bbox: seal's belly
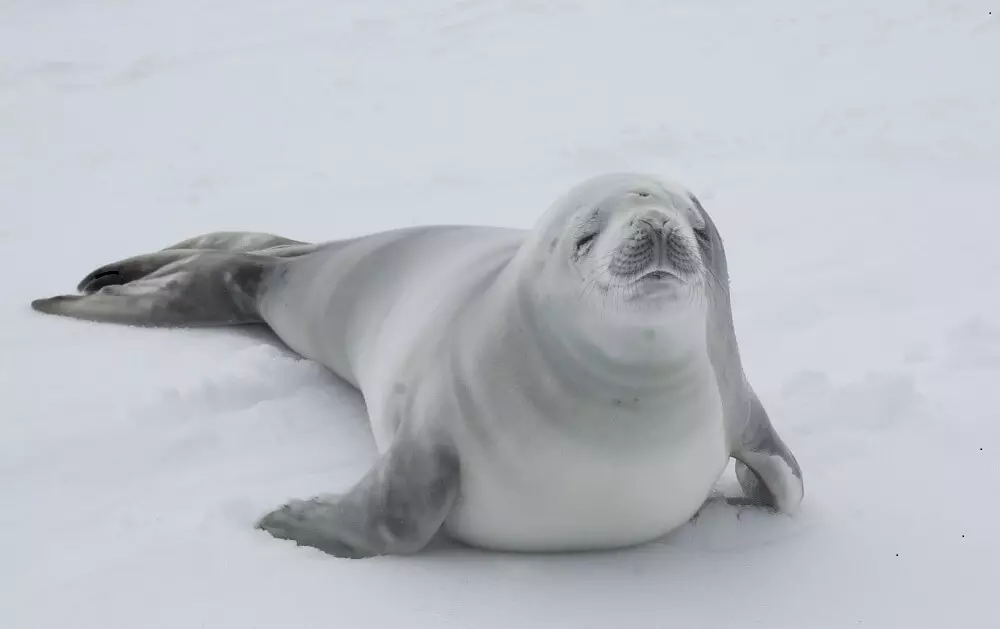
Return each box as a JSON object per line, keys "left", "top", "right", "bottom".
{"left": 443, "top": 410, "right": 729, "bottom": 552}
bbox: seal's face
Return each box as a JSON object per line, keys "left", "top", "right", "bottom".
{"left": 572, "top": 189, "right": 706, "bottom": 302}
{"left": 536, "top": 175, "right": 712, "bottom": 319}
{"left": 522, "top": 174, "right": 721, "bottom": 373}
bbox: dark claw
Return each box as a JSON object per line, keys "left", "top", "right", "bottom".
{"left": 723, "top": 496, "right": 777, "bottom": 520}
{"left": 78, "top": 270, "right": 124, "bottom": 294}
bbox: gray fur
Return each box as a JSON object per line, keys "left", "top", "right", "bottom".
{"left": 687, "top": 193, "right": 803, "bottom": 512}
{"left": 31, "top": 175, "right": 804, "bottom": 558}
{"left": 75, "top": 232, "right": 319, "bottom": 295}
{"left": 35, "top": 251, "right": 272, "bottom": 326}
{"left": 258, "top": 431, "right": 460, "bottom": 558}
{"left": 731, "top": 391, "right": 803, "bottom": 511}
{"left": 32, "top": 226, "right": 516, "bottom": 557}
{"left": 164, "top": 231, "right": 306, "bottom": 252}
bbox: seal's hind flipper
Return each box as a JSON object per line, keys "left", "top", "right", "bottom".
{"left": 33, "top": 251, "right": 273, "bottom": 327}
{"left": 162, "top": 231, "right": 307, "bottom": 253}
{"left": 76, "top": 242, "right": 318, "bottom": 295}
{"left": 76, "top": 249, "right": 206, "bottom": 294}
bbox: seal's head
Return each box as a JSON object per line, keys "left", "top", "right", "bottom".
{"left": 524, "top": 174, "right": 718, "bottom": 324}
{"left": 514, "top": 172, "right": 725, "bottom": 379}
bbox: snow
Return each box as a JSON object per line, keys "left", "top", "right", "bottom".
{"left": 2, "top": 0, "right": 998, "bottom": 626}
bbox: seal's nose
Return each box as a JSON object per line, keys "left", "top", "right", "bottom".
{"left": 636, "top": 210, "right": 671, "bottom": 233}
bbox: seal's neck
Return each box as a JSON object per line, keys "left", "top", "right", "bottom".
{"left": 511, "top": 281, "right": 712, "bottom": 395}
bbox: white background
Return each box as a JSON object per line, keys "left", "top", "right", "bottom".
{"left": 2, "top": 0, "right": 998, "bottom": 627}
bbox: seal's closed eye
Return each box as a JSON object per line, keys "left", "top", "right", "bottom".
{"left": 31, "top": 172, "right": 803, "bottom": 559}
{"left": 575, "top": 232, "right": 598, "bottom": 255}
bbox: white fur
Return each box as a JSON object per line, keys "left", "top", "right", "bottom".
{"left": 440, "top": 186, "right": 729, "bottom": 549}
{"left": 443, "top": 355, "right": 729, "bottom": 551}
{"left": 259, "top": 173, "right": 734, "bottom": 552}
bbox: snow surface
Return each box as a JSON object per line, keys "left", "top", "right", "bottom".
{"left": 2, "top": 0, "right": 999, "bottom": 627}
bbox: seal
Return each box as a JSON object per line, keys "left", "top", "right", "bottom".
{"left": 31, "top": 173, "right": 803, "bottom": 558}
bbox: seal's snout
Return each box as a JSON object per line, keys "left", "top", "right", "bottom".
{"left": 609, "top": 210, "right": 700, "bottom": 282}
{"left": 632, "top": 211, "right": 687, "bottom": 254}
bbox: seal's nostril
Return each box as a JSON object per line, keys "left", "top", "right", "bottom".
{"left": 637, "top": 208, "right": 671, "bottom": 228}
{"left": 638, "top": 214, "right": 669, "bottom": 234}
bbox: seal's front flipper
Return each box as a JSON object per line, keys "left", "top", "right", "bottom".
{"left": 32, "top": 251, "right": 273, "bottom": 327}
{"left": 731, "top": 390, "right": 804, "bottom": 514}
{"left": 257, "top": 434, "right": 460, "bottom": 558}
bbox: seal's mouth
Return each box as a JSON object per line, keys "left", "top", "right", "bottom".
{"left": 619, "top": 268, "right": 686, "bottom": 302}
{"left": 634, "top": 269, "right": 682, "bottom": 284}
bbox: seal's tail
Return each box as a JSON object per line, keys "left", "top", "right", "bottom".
{"left": 31, "top": 250, "right": 276, "bottom": 327}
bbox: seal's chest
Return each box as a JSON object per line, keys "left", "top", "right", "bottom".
{"left": 442, "top": 399, "right": 729, "bottom": 553}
